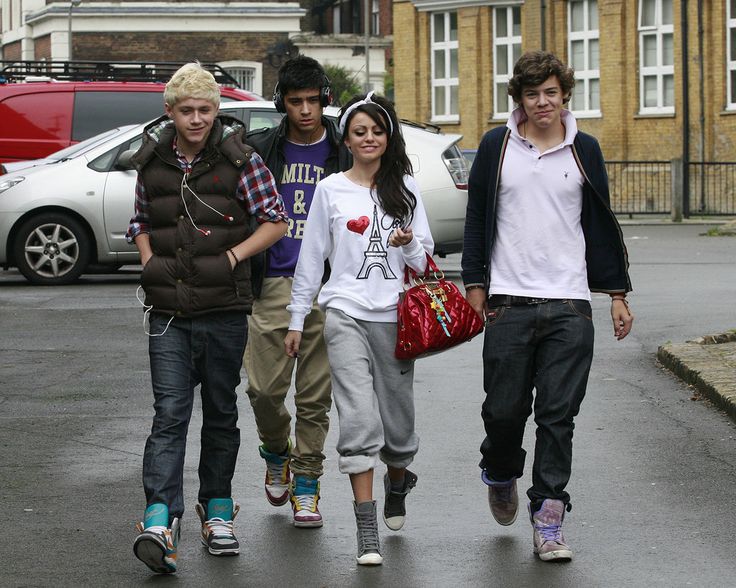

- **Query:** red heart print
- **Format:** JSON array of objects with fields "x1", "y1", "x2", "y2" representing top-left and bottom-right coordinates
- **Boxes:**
[{"x1": 347, "y1": 216, "x2": 370, "y2": 235}]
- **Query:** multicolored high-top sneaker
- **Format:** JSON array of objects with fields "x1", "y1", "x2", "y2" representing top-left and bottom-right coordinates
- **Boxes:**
[
  {"x1": 481, "y1": 470, "x2": 519, "y2": 526},
  {"x1": 195, "y1": 498, "x2": 240, "y2": 556},
  {"x1": 529, "y1": 499, "x2": 573, "y2": 561},
  {"x1": 259, "y1": 440, "x2": 291, "y2": 506},
  {"x1": 133, "y1": 503, "x2": 180, "y2": 574},
  {"x1": 290, "y1": 475, "x2": 323, "y2": 528}
]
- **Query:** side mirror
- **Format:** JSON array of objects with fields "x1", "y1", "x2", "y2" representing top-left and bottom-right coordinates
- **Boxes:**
[{"x1": 115, "y1": 150, "x2": 137, "y2": 171}]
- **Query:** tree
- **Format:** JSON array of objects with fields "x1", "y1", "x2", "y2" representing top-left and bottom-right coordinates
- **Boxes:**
[{"x1": 324, "y1": 64, "x2": 362, "y2": 107}]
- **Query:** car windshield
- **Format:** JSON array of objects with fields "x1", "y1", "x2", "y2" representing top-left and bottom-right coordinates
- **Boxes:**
[{"x1": 46, "y1": 126, "x2": 138, "y2": 161}]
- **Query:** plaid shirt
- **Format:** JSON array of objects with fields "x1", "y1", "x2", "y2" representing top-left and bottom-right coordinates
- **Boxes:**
[{"x1": 126, "y1": 138, "x2": 286, "y2": 241}]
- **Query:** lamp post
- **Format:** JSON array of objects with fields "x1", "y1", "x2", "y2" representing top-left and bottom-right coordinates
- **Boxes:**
[
  {"x1": 363, "y1": 0, "x2": 371, "y2": 91},
  {"x1": 68, "y1": 0, "x2": 82, "y2": 61}
]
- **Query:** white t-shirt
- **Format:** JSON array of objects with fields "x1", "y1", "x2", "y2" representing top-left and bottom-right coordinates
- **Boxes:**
[
  {"x1": 288, "y1": 172, "x2": 434, "y2": 330},
  {"x1": 490, "y1": 109, "x2": 590, "y2": 301}
]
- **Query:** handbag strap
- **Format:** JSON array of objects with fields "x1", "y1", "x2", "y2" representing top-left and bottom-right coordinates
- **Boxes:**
[{"x1": 403, "y1": 253, "x2": 441, "y2": 286}]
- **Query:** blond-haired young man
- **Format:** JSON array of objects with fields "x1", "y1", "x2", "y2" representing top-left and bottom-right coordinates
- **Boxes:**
[{"x1": 127, "y1": 62, "x2": 287, "y2": 574}]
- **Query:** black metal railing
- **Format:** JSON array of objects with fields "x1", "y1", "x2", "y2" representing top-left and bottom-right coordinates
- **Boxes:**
[
  {"x1": 688, "y1": 162, "x2": 736, "y2": 216},
  {"x1": 0, "y1": 60, "x2": 241, "y2": 86},
  {"x1": 606, "y1": 161, "x2": 672, "y2": 215},
  {"x1": 606, "y1": 160, "x2": 736, "y2": 216}
]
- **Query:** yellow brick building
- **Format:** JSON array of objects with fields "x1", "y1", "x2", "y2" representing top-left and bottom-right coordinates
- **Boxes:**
[{"x1": 393, "y1": 0, "x2": 736, "y2": 165}]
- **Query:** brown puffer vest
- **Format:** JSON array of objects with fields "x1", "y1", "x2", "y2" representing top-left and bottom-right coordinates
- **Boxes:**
[{"x1": 132, "y1": 115, "x2": 257, "y2": 316}]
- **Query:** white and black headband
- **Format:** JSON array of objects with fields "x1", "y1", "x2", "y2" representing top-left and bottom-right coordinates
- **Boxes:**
[{"x1": 338, "y1": 91, "x2": 394, "y2": 136}]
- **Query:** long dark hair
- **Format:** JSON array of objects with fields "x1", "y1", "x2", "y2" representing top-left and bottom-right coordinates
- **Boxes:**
[{"x1": 339, "y1": 93, "x2": 417, "y2": 225}]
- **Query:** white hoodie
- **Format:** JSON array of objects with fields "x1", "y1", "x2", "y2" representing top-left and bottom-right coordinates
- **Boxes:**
[{"x1": 287, "y1": 172, "x2": 434, "y2": 330}]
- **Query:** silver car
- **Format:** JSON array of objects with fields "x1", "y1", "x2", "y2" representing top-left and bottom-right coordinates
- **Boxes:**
[{"x1": 0, "y1": 101, "x2": 469, "y2": 285}]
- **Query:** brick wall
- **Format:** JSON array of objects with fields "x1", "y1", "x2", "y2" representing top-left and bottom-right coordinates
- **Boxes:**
[
  {"x1": 393, "y1": 0, "x2": 736, "y2": 163},
  {"x1": 393, "y1": 1, "x2": 421, "y2": 120},
  {"x1": 2, "y1": 40, "x2": 21, "y2": 61},
  {"x1": 34, "y1": 35, "x2": 51, "y2": 61},
  {"x1": 74, "y1": 31, "x2": 290, "y2": 95}
]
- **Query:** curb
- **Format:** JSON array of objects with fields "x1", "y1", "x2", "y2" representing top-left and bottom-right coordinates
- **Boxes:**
[{"x1": 657, "y1": 331, "x2": 736, "y2": 422}]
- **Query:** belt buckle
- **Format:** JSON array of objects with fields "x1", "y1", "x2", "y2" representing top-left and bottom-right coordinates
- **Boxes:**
[{"x1": 526, "y1": 297, "x2": 549, "y2": 305}]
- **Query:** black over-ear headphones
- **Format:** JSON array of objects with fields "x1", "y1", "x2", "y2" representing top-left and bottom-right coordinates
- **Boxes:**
[{"x1": 273, "y1": 75, "x2": 333, "y2": 113}]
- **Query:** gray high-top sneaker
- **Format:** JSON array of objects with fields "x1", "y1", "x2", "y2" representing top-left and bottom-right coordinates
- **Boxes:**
[
  {"x1": 529, "y1": 499, "x2": 573, "y2": 561},
  {"x1": 353, "y1": 501, "x2": 383, "y2": 565}
]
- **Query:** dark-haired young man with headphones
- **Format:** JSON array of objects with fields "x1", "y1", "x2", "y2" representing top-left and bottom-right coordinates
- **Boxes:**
[
  {"x1": 244, "y1": 55, "x2": 351, "y2": 528},
  {"x1": 462, "y1": 51, "x2": 633, "y2": 562}
]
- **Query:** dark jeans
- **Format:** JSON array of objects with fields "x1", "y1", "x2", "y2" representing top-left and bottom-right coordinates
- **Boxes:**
[
  {"x1": 142, "y1": 311, "x2": 248, "y2": 520},
  {"x1": 480, "y1": 299, "x2": 594, "y2": 507}
]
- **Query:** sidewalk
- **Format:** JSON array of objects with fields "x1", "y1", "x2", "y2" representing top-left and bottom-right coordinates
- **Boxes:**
[{"x1": 658, "y1": 331, "x2": 736, "y2": 422}]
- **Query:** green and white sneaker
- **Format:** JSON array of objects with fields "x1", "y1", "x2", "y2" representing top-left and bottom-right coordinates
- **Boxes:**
[
  {"x1": 196, "y1": 498, "x2": 240, "y2": 556},
  {"x1": 133, "y1": 503, "x2": 179, "y2": 574}
]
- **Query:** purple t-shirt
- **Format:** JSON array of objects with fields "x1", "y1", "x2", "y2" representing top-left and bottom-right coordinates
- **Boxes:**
[{"x1": 267, "y1": 136, "x2": 331, "y2": 277}]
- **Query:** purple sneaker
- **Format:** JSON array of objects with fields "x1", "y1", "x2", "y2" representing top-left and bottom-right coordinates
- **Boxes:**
[
  {"x1": 481, "y1": 471, "x2": 518, "y2": 526},
  {"x1": 529, "y1": 499, "x2": 573, "y2": 561}
]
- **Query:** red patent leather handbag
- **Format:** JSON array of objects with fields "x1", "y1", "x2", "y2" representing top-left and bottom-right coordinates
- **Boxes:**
[{"x1": 395, "y1": 254, "x2": 484, "y2": 360}]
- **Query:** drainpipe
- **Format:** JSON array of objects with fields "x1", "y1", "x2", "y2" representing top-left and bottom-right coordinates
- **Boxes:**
[
  {"x1": 364, "y1": 0, "x2": 371, "y2": 91},
  {"x1": 540, "y1": 1, "x2": 546, "y2": 50},
  {"x1": 697, "y1": 0, "x2": 705, "y2": 212},
  {"x1": 681, "y1": 0, "x2": 690, "y2": 218}
]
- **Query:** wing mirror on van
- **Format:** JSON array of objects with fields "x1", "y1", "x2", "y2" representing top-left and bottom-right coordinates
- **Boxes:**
[{"x1": 115, "y1": 150, "x2": 137, "y2": 171}]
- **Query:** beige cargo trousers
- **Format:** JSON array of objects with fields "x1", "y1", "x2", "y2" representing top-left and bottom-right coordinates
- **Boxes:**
[{"x1": 244, "y1": 276, "x2": 332, "y2": 478}]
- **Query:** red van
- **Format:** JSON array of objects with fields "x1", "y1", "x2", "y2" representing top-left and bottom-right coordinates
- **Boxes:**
[{"x1": 0, "y1": 61, "x2": 260, "y2": 165}]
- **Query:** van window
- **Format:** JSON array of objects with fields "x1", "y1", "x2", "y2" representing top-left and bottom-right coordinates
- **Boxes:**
[
  {"x1": 0, "y1": 91, "x2": 74, "y2": 161},
  {"x1": 72, "y1": 91, "x2": 165, "y2": 141}
]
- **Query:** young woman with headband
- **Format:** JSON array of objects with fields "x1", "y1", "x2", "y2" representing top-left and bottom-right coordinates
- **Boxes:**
[{"x1": 284, "y1": 92, "x2": 434, "y2": 565}]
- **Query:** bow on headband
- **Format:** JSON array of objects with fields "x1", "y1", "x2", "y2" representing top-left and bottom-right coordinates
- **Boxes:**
[{"x1": 338, "y1": 91, "x2": 395, "y2": 136}]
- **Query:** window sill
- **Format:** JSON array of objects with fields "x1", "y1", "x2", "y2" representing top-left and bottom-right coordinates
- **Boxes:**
[
  {"x1": 634, "y1": 111, "x2": 675, "y2": 119},
  {"x1": 571, "y1": 111, "x2": 602, "y2": 119},
  {"x1": 429, "y1": 118, "x2": 460, "y2": 125}
]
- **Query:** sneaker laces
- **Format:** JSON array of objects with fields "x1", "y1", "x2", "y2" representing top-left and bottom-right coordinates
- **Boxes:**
[
  {"x1": 534, "y1": 522, "x2": 564, "y2": 544},
  {"x1": 292, "y1": 493, "x2": 318, "y2": 512},
  {"x1": 145, "y1": 525, "x2": 167, "y2": 534},
  {"x1": 204, "y1": 517, "x2": 235, "y2": 539},
  {"x1": 265, "y1": 459, "x2": 288, "y2": 485},
  {"x1": 356, "y1": 509, "x2": 380, "y2": 552}
]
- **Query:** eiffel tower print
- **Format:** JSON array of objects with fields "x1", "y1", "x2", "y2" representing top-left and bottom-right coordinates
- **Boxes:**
[{"x1": 357, "y1": 205, "x2": 397, "y2": 280}]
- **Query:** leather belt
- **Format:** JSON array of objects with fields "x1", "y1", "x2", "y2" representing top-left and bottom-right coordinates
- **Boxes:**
[{"x1": 488, "y1": 295, "x2": 556, "y2": 306}]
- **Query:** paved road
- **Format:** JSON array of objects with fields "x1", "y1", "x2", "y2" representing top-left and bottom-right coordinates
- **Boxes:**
[{"x1": 1, "y1": 224, "x2": 734, "y2": 587}]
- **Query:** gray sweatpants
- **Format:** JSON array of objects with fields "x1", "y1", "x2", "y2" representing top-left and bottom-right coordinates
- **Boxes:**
[{"x1": 323, "y1": 308, "x2": 419, "y2": 474}]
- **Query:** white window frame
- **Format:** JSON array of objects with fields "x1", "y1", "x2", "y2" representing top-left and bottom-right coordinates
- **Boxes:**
[
  {"x1": 218, "y1": 61, "x2": 263, "y2": 96},
  {"x1": 568, "y1": 0, "x2": 600, "y2": 117},
  {"x1": 430, "y1": 11, "x2": 459, "y2": 123},
  {"x1": 728, "y1": 0, "x2": 736, "y2": 109},
  {"x1": 492, "y1": 6, "x2": 522, "y2": 119},
  {"x1": 371, "y1": 0, "x2": 380, "y2": 35},
  {"x1": 638, "y1": 0, "x2": 674, "y2": 114},
  {"x1": 333, "y1": 3, "x2": 341, "y2": 34}
]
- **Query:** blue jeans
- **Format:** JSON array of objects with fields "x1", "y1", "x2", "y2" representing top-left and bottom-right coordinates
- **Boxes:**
[
  {"x1": 142, "y1": 311, "x2": 248, "y2": 520},
  {"x1": 480, "y1": 299, "x2": 594, "y2": 507}
]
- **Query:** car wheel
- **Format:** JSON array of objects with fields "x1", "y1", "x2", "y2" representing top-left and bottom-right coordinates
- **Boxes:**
[{"x1": 13, "y1": 213, "x2": 91, "y2": 285}]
